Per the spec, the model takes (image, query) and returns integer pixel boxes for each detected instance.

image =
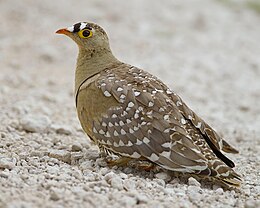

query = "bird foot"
[129,160,158,171]
[106,156,132,167]
[136,163,155,171]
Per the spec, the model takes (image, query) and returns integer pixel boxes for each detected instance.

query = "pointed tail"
[209,159,242,187]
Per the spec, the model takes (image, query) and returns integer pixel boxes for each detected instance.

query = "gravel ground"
[0,0,260,207]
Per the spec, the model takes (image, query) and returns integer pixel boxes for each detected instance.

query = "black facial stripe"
[72,22,93,32]
[73,23,81,32]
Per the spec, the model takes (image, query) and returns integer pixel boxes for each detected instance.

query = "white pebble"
[0,157,16,169]
[104,172,116,182]
[0,169,10,178]
[93,186,101,193]
[119,173,128,179]
[136,194,149,203]
[110,177,123,190]
[188,177,201,186]
[187,186,202,202]
[123,179,136,190]
[215,187,224,194]
[154,178,166,187]
[48,149,71,164]
[71,142,83,152]
[245,199,260,208]
[51,124,73,135]
[20,114,51,133]
[50,189,61,201]
[155,172,171,182]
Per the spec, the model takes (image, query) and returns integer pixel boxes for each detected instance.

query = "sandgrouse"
[56,22,241,187]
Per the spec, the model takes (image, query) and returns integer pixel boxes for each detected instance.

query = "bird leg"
[128,158,158,171]
[105,156,156,171]
[106,156,132,167]
[135,162,155,171]
[103,150,157,171]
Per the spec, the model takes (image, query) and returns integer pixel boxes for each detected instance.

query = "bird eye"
[78,29,92,38]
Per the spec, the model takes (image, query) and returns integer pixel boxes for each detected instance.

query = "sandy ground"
[0,0,260,207]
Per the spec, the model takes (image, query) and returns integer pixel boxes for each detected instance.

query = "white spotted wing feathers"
[78,64,241,186]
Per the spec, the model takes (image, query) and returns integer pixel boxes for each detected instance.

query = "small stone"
[72,170,83,180]
[99,167,109,176]
[84,149,99,160]
[104,172,116,182]
[123,167,133,174]
[123,179,136,190]
[175,188,186,197]
[80,161,93,171]
[154,178,165,187]
[253,186,260,196]
[188,177,201,186]
[110,177,123,190]
[170,178,180,185]
[46,165,60,175]
[20,174,29,180]
[244,188,251,196]
[0,169,10,178]
[136,194,149,204]
[0,157,16,169]
[213,184,221,190]
[163,187,175,195]
[81,142,90,149]
[0,132,6,138]
[10,120,19,129]
[187,186,202,203]
[95,158,107,167]
[30,150,45,157]
[48,149,71,164]
[50,189,61,201]
[70,187,85,197]
[27,141,41,149]
[51,124,73,135]
[71,142,82,152]
[155,172,171,182]
[243,184,251,196]
[119,173,128,179]
[6,126,15,132]
[71,152,83,162]
[230,190,236,195]
[93,186,101,193]
[215,188,224,195]
[245,199,260,208]
[187,186,202,193]
[83,184,90,191]
[20,114,51,133]
[119,195,137,206]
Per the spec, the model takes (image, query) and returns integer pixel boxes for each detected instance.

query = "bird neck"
[75,47,120,94]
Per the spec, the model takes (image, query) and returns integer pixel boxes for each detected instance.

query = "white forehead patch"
[67,26,74,32]
[80,23,87,30]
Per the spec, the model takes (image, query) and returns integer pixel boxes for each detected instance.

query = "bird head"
[56,22,110,50]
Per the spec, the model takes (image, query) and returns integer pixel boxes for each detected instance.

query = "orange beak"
[55,28,70,35]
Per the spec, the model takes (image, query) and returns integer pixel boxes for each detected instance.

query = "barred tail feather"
[218,170,242,187]
[221,140,239,154]
[209,160,242,188]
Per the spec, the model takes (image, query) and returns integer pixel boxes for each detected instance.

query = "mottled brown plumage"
[56,22,241,187]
